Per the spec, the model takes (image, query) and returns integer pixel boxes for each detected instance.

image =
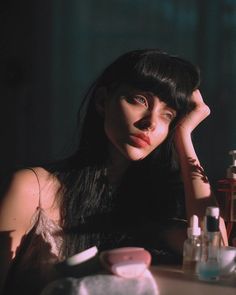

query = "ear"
[95,87,108,116]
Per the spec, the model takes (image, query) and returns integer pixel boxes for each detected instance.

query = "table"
[151,265,236,295]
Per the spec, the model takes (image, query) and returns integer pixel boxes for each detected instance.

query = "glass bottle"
[197,206,221,281]
[182,215,201,275]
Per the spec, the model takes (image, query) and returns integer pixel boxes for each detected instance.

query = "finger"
[191,90,210,118]
[191,89,204,104]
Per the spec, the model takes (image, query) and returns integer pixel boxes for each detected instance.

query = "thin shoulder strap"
[27,167,42,208]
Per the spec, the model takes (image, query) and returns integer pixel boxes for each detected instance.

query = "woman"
[0,49,228,294]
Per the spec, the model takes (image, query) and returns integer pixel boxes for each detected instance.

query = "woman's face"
[102,85,177,161]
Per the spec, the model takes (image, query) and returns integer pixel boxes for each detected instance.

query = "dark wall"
[0,0,236,189]
[0,0,54,172]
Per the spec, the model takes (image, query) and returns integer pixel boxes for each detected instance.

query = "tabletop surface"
[151,265,236,295]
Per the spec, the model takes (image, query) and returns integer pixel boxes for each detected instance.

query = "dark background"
[0,0,236,192]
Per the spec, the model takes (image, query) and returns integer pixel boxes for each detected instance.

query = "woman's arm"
[174,90,228,245]
[0,169,40,292]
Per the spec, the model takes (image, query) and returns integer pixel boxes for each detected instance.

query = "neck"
[106,145,130,186]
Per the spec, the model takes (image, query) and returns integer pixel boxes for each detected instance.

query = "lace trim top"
[4,169,65,295]
[27,206,63,259]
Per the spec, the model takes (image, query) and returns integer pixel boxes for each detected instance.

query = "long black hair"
[46,49,200,258]
[76,48,200,164]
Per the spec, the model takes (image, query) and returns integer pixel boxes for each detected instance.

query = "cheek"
[104,102,134,137]
[104,117,120,141]
[103,107,127,144]
[153,124,170,146]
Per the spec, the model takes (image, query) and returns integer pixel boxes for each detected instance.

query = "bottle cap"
[187,215,201,237]
[206,206,219,217]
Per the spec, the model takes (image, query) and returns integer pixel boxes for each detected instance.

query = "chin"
[128,154,146,161]
[123,147,150,161]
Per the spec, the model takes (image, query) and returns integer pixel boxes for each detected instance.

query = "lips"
[129,133,151,147]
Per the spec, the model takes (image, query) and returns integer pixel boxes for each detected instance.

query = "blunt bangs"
[98,49,200,116]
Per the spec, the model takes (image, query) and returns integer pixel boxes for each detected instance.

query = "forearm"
[175,131,214,218]
[175,130,228,245]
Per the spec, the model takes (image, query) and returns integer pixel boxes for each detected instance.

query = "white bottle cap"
[187,215,201,237]
[206,206,219,218]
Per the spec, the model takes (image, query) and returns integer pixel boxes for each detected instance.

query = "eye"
[162,111,176,122]
[131,95,148,107]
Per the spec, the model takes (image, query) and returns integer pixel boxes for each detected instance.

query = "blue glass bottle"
[197,207,221,281]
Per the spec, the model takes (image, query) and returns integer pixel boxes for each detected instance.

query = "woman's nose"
[135,113,156,131]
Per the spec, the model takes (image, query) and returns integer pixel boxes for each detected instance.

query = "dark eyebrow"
[122,87,154,97]
[165,105,177,113]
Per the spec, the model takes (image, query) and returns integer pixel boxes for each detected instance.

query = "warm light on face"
[102,85,176,163]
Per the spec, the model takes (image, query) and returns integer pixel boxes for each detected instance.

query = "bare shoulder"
[1,167,56,202]
[29,167,62,209]
[0,167,61,229]
[0,167,62,258]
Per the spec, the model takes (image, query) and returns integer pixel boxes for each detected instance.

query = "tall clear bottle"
[197,206,221,281]
[182,215,201,275]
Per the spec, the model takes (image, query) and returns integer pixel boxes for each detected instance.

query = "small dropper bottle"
[182,215,201,275]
